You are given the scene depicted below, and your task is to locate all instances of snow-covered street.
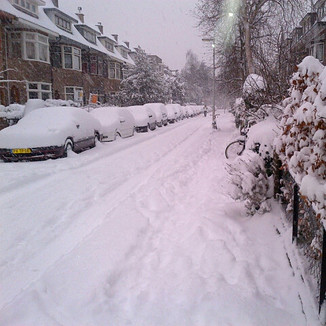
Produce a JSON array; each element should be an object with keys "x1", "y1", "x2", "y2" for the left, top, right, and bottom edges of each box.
[{"x1": 0, "y1": 111, "x2": 321, "y2": 325}]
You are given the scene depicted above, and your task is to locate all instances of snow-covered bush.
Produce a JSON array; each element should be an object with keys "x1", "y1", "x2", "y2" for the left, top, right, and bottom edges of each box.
[
  {"x1": 0, "y1": 103, "x2": 25, "y2": 121},
  {"x1": 243, "y1": 73, "x2": 267, "y2": 109},
  {"x1": 275, "y1": 56, "x2": 326, "y2": 220},
  {"x1": 227, "y1": 150, "x2": 274, "y2": 215}
]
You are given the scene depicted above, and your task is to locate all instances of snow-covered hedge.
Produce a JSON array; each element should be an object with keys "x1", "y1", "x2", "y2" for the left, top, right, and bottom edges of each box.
[{"x1": 275, "y1": 56, "x2": 326, "y2": 220}]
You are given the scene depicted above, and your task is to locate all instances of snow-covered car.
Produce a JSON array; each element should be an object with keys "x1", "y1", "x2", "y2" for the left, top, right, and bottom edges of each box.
[
  {"x1": 165, "y1": 104, "x2": 178, "y2": 123},
  {"x1": 173, "y1": 104, "x2": 183, "y2": 120},
  {"x1": 144, "y1": 103, "x2": 168, "y2": 127},
  {"x1": 0, "y1": 106, "x2": 102, "y2": 162},
  {"x1": 90, "y1": 107, "x2": 135, "y2": 141},
  {"x1": 126, "y1": 105, "x2": 156, "y2": 132}
]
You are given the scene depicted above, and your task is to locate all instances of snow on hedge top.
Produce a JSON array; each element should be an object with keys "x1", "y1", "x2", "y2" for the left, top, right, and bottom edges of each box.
[
  {"x1": 297, "y1": 56, "x2": 324, "y2": 77},
  {"x1": 243, "y1": 74, "x2": 266, "y2": 96},
  {"x1": 276, "y1": 55, "x2": 326, "y2": 219},
  {"x1": 247, "y1": 116, "x2": 279, "y2": 159}
]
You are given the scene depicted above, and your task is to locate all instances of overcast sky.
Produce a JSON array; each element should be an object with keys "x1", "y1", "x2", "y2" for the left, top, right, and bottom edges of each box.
[{"x1": 64, "y1": 0, "x2": 205, "y2": 71}]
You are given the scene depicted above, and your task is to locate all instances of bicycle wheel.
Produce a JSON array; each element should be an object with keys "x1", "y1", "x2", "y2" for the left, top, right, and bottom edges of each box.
[{"x1": 225, "y1": 140, "x2": 245, "y2": 159}]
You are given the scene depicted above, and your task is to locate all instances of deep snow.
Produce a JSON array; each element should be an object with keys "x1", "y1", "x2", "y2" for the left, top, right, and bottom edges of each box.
[{"x1": 0, "y1": 112, "x2": 321, "y2": 325}]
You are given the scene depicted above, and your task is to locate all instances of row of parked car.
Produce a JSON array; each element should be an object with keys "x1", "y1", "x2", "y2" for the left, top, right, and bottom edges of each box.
[{"x1": 0, "y1": 102, "x2": 203, "y2": 162}]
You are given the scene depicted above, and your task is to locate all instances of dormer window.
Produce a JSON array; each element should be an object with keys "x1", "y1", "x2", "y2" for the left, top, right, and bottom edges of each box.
[
  {"x1": 12, "y1": 0, "x2": 43, "y2": 17},
  {"x1": 105, "y1": 40, "x2": 114, "y2": 52},
  {"x1": 121, "y1": 49, "x2": 128, "y2": 59},
  {"x1": 55, "y1": 15, "x2": 72, "y2": 32},
  {"x1": 84, "y1": 30, "x2": 96, "y2": 44}
]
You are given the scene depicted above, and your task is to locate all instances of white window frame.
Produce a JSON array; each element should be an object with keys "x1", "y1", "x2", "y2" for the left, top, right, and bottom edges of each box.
[
  {"x1": 84, "y1": 30, "x2": 96, "y2": 44},
  {"x1": 27, "y1": 82, "x2": 52, "y2": 100},
  {"x1": 65, "y1": 86, "x2": 83, "y2": 103},
  {"x1": 311, "y1": 43, "x2": 324, "y2": 62},
  {"x1": 121, "y1": 49, "x2": 128, "y2": 59},
  {"x1": 105, "y1": 40, "x2": 114, "y2": 52},
  {"x1": 12, "y1": 0, "x2": 38, "y2": 15},
  {"x1": 62, "y1": 46, "x2": 81, "y2": 71},
  {"x1": 55, "y1": 15, "x2": 72, "y2": 32},
  {"x1": 16, "y1": 31, "x2": 50, "y2": 63},
  {"x1": 109, "y1": 62, "x2": 121, "y2": 80}
]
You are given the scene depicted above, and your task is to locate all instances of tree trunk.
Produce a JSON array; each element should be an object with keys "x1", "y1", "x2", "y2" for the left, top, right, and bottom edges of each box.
[{"x1": 243, "y1": 17, "x2": 255, "y2": 75}]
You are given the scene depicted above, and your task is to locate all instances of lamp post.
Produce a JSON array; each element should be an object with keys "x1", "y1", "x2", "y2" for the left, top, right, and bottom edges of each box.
[{"x1": 202, "y1": 38, "x2": 217, "y2": 129}]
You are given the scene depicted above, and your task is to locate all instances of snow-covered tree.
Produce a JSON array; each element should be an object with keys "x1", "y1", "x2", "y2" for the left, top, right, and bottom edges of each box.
[
  {"x1": 181, "y1": 50, "x2": 211, "y2": 104},
  {"x1": 119, "y1": 50, "x2": 169, "y2": 106}
]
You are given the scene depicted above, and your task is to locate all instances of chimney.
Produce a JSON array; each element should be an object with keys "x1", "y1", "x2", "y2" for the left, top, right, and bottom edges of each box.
[
  {"x1": 112, "y1": 34, "x2": 118, "y2": 42},
  {"x1": 124, "y1": 41, "x2": 130, "y2": 48},
  {"x1": 75, "y1": 7, "x2": 84, "y2": 23},
  {"x1": 96, "y1": 22, "x2": 103, "y2": 34},
  {"x1": 52, "y1": 0, "x2": 58, "y2": 7}
]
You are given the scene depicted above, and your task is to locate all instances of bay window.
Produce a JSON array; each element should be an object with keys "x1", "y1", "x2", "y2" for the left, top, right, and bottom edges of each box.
[{"x1": 11, "y1": 32, "x2": 49, "y2": 63}]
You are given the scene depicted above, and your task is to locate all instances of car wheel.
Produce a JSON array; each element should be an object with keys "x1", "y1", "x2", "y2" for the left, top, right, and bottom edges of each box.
[{"x1": 63, "y1": 139, "x2": 74, "y2": 157}]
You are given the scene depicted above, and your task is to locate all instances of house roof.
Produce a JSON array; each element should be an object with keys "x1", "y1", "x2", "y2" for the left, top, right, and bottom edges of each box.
[{"x1": 1, "y1": 0, "x2": 135, "y2": 65}]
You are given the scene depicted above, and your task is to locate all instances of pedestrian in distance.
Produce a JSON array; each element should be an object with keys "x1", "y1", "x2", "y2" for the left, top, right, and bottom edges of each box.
[{"x1": 203, "y1": 105, "x2": 208, "y2": 117}]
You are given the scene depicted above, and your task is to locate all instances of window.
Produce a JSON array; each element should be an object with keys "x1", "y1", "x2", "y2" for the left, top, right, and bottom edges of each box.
[
  {"x1": 109, "y1": 62, "x2": 122, "y2": 79},
  {"x1": 63, "y1": 46, "x2": 81, "y2": 70},
  {"x1": 90, "y1": 56, "x2": 98, "y2": 74},
  {"x1": 65, "y1": 86, "x2": 83, "y2": 102},
  {"x1": 12, "y1": 0, "x2": 38, "y2": 16},
  {"x1": 105, "y1": 40, "x2": 114, "y2": 52},
  {"x1": 55, "y1": 15, "x2": 72, "y2": 32},
  {"x1": 27, "y1": 82, "x2": 52, "y2": 100},
  {"x1": 11, "y1": 32, "x2": 49, "y2": 63},
  {"x1": 311, "y1": 43, "x2": 324, "y2": 62},
  {"x1": 10, "y1": 33, "x2": 22, "y2": 57},
  {"x1": 121, "y1": 49, "x2": 128, "y2": 59},
  {"x1": 84, "y1": 30, "x2": 96, "y2": 44}
]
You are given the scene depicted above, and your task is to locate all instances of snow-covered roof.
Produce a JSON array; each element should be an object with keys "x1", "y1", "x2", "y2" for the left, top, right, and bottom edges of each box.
[{"x1": 1, "y1": 0, "x2": 134, "y2": 65}]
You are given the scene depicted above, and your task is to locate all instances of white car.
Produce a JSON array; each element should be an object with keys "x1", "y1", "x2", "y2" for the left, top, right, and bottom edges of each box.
[
  {"x1": 90, "y1": 107, "x2": 135, "y2": 141},
  {"x1": 126, "y1": 105, "x2": 156, "y2": 132},
  {"x1": 0, "y1": 106, "x2": 102, "y2": 161},
  {"x1": 165, "y1": 104, "x2": 178, "y2": 123},
  {"x1": 144, "y1": 103, "x2": 168, "y2": 127}
]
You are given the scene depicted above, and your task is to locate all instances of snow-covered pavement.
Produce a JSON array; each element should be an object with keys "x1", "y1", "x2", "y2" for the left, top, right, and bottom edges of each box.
[{"x1": 0, "y1": 112, "x2": 321, "y2": 325}]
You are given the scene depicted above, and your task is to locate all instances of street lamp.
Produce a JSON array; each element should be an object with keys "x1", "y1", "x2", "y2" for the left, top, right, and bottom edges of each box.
[{"x1": 202, "y1": 37, "x2": 217, "y2": 130}]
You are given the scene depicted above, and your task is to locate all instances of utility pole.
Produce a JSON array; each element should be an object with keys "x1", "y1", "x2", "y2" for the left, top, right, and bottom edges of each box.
[{"x1": 202, "y1": 38, "x2": 217, "y2": 130}]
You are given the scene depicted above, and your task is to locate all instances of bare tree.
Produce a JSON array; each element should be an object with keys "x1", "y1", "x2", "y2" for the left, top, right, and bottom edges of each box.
[{"x1": 195, "y1": 0, "x2": 310, "y2": 101}]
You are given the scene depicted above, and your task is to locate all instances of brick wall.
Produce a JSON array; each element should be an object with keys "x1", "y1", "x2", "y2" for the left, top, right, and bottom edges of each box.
[{"x1": 7, "y1": 58, "x2": 52, "y2": 104}]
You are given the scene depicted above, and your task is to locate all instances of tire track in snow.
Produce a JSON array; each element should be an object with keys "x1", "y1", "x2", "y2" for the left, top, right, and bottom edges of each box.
[{"x1": 0, "y1": 118, "x2": 207, "y2": 311}]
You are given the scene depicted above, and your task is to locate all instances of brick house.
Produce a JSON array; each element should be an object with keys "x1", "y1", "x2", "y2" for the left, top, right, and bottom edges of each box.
[
  {"x1": 0, "y1": 0, "x2": 135, "y2": 106},
  {"x1": 288, "y1": 1, "x2": 326, "y2": 67}
]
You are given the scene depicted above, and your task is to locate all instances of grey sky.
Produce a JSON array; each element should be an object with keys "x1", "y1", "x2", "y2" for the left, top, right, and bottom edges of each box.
[{"x1": 64, "y1": 0, "x2": 205, "y2": 71}]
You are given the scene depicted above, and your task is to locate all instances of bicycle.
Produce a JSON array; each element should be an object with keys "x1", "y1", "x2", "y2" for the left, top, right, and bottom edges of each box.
[
  {"x1": 224, "y1": 130, "x2": 247, "y2": 159},
  {"x1": 225, "y1": 113, "x2": 260, "y2": 160}
]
